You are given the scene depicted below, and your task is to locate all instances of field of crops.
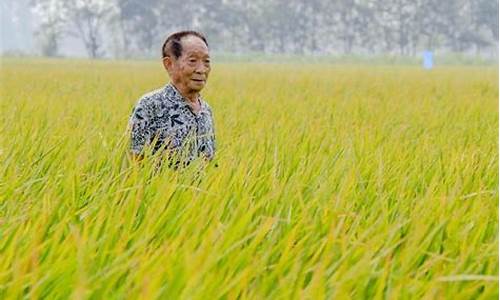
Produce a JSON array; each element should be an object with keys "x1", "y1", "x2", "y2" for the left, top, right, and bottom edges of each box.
[{"x1": 0, "y1": 59, "x2": 498, "y2": 299}]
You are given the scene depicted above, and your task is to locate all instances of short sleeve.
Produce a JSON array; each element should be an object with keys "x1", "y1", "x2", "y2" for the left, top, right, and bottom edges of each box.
[
  {"x1": 128, "y1": 100, "x2": 152, "y2": 155},
  {"x1": 209, "y1": 107, "x2": 216, "y2": 152},
  {"x1": 206, "y1": 105, "x2": 216, "y2": 159}
]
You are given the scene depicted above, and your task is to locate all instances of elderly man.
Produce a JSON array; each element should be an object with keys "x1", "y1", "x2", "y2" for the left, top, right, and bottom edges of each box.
[{"x1": 128, "y1": 31, "x2": 216, "y2": 169}]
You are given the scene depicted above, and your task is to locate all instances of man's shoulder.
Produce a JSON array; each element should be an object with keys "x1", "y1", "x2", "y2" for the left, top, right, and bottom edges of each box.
[
  {"x1": 135, "y1": 86, "x2": 168, "y2": 108},
  {"x1": 200, "y1": 98, "x2": 214, "y2": 114}
]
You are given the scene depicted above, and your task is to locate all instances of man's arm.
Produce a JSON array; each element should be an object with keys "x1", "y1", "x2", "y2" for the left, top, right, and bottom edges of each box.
[
  {"x1": 206, "y1": 105, "x2": 217, "y2": 167},
  {"x1": 128, "y1": 101, "x2": 152, "y2": 162}
]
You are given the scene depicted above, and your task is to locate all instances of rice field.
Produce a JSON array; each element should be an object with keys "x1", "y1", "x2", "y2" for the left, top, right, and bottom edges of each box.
[{"x1": 0, "y1": 59, "x2": 498, "y2": 299}]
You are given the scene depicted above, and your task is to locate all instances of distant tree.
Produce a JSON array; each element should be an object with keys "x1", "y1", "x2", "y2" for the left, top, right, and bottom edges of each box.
[
  {"x1": 108, "y1": 0, "x2": 161, "y2": 58},
  {"x1": 475, "y1": 0, "x2": 499, "y2": 42},
  {"x1": 109, "y1": 0, "x2": 133, "y2": 58},
  {"x1": 289, "y1": 0, "x2": 324, "y2": 54},
  {"x1": 214, "y1": 0, "x2": 249, "y2": 53},
  {"x1": 65, "y1": 0, "x2": 113, "y2": 58},
  {"x1": 354, "y1": 0, "x2": 379, "y2": 54},
  {"x1": 30, "y1": 0, "x2": 68, "y2": 57},
  {"x1": 376, "y1": 0, "x2": 418, "y2": 55},
  {"x1": 263, "y1": 0, "x2": 294, "y2": 53},
  {"x1": 244, "y1": 0, "x2": 270, "y2": 52},
  {"x1": 193, "y1": 0, "x2": 224, "y2": 50},
  {"x1": 415, "y1": 0, "x2": 446, "y2": 51},
  {"x1": 156, "y1": 1, "x2": 196, "y2": 34},
  {"x1": 28, "y1": 0, "x2": 499, "y2": 58}
]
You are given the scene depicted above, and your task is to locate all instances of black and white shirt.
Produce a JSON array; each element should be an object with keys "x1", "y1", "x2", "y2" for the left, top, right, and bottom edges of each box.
[{"x1": 128, "y1": 83, "x2": 216, "y2": 166}]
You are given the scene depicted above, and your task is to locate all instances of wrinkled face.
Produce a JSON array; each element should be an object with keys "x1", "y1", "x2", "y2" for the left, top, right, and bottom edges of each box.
[{"x1": 163, "y1": 35, "x2": 211, "y2": 95}]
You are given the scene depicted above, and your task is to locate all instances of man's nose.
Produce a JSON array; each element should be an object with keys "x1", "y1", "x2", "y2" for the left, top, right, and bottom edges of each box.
[{"x1": 195, "y1": 62, "x2": 209, "y2": 73}]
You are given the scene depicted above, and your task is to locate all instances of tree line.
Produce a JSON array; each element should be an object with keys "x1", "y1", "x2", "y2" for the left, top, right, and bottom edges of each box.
[{"x1": 31, "y1": 0, "x2": 499, "y2": 58}]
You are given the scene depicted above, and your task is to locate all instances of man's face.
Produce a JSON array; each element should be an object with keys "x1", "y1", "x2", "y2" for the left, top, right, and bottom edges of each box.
[{"x1": 164, "y1": 35, "x2": 211, "y2": 95}]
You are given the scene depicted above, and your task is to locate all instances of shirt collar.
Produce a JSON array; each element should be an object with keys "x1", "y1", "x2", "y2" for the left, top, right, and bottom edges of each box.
[
  {"x1": 164, "y1": 83, "x2": 188, "y2": 106},
  {"x1": 165, "y1": 83, "x2": 209, "y2": 112}
]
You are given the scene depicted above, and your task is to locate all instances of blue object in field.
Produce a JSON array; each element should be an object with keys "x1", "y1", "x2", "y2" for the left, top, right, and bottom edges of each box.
[{"x1": 423, "y1": 51, "x2": 433, "y2": 69}]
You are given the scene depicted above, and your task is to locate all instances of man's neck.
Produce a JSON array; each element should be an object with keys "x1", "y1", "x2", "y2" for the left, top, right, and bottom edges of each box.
[{"x1": 171, "y1": 83, "x2": 199, "y2": 103}]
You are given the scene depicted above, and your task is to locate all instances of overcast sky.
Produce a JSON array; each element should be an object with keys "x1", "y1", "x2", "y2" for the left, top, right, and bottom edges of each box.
[
  {"x1": 1, "y1": 0, "x2": 87, "y2": 56},
  {"x1": 1, "y1": 0, "x2": 34, "y2": 53}
]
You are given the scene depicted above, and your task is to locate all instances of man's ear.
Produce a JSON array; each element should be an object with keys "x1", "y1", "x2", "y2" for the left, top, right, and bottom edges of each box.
[{"x1": 162, "y1": 56, "x2": 173, "y2": 74}]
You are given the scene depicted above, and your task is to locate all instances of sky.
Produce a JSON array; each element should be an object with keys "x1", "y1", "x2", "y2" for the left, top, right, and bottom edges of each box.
[
  {"x1": 1, "y1": 0, "x2": 87, "y2": 56},
  {"x1": 1, "y1": 0, "x2": 34, "y2": 53}
]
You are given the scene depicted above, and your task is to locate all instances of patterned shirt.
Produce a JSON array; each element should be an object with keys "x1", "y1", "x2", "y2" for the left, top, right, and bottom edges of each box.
[{"x1": 128, "y1": 83, "x2": 216, "y2": 167}]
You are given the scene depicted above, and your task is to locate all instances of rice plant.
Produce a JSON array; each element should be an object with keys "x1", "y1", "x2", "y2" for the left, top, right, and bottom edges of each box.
[{"x1": 0, "y1": 59, "x2": 497, "y2": 299}]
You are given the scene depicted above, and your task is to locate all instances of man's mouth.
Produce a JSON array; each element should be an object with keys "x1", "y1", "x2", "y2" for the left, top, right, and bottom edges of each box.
[{"x1": 192, "y1": 79, "x2": 205, "y2": 82}]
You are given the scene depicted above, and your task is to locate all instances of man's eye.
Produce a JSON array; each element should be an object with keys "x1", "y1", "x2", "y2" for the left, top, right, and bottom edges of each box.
[
  {"x1": 205, "y1": 60, "x2": 211, "y2": 64},
  {"x1": 189, "y1": 59, "x2": 196, "y2": 63}
]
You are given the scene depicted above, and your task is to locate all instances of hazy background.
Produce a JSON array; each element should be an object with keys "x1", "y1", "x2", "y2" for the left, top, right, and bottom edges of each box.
[{"x1": 1, "y1": 0, "x2": 498, "y2": 63}]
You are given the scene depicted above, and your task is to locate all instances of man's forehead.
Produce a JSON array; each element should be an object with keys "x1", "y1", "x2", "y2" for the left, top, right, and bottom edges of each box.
[{"x1": 181, "y1": 35, "x2": 209, "y2": 53}]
